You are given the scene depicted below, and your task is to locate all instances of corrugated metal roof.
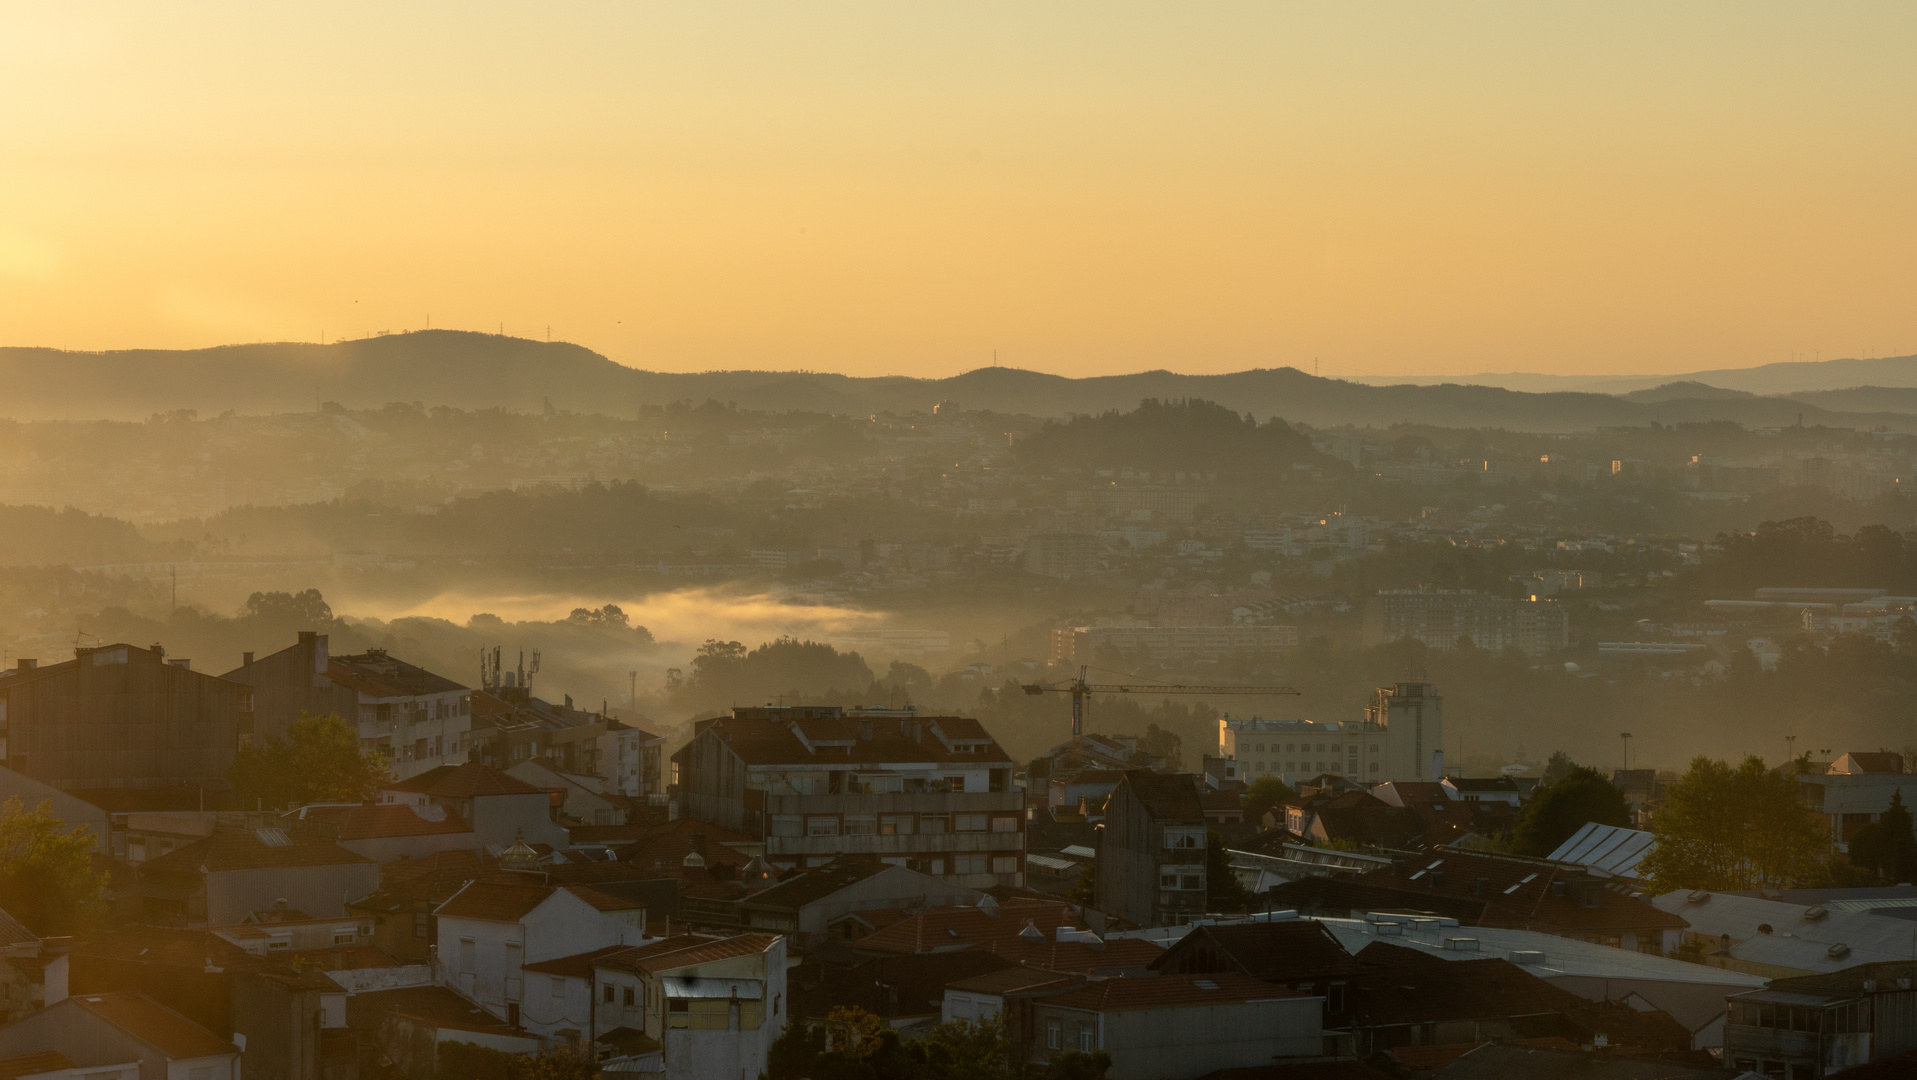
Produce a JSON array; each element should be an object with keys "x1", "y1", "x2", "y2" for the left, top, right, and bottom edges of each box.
[{"x1": 1546, "y1": 822, "x2": 1655, "y2": 880}]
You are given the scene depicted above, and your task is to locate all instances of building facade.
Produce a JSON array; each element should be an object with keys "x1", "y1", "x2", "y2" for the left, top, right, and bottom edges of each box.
[
  {"x1": 1362, "y1": 590, "x2": 1569, "y2": 655},
  {"x1": 1095, "y1": 771, "x2": 1208, "y2": 928},
  {"x1": 220, "y1": 631, "x2": 360, "y2": 743},
  {"x1": 325, "y1": 649, "x2": 472, "y2": 780},
  {"x1": 1217, "y1": 682, "x2": 1444, "y2": 786},
  {"x1": 671, "y1": 706, "x2": 1025, "y2": 889},
  {"x1": 0, "y1": 644, "x2": 249, "y2": 791}
]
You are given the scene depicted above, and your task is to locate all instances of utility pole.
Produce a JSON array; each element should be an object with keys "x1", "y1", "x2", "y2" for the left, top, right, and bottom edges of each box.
[
  {"x1": 1620, "y1": 732, "x2": 1633, "y2": 772},
  {"x1": 1786, "y1": 734, "x2": 1798, "y2": 770}
]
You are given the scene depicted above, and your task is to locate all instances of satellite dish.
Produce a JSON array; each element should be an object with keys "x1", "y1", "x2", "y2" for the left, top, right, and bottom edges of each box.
[{"x1": 1499, "y1": 763, "x2": 1530, "y2": 777}]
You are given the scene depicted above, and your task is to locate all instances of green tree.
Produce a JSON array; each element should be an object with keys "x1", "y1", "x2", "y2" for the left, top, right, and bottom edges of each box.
[
  {"x1": 922, "y1": 1015, "x2": 1016, "y2": 1080},
  {"x1": 1640, "y1": 756, "x2": 1829, "y2": 893},
  {"x1": 230, "y1": 712, "x2": 392, "y2": 811},
  {"x1": 1069, "y1": 862, "x2": 1097, "y2": 906},
  {"x1": 1542, "y1": 751, "x2": 1578, "y2": 785},
  {"x1": 1849, "y1": 790, "x2": 1917, "y2": 884},
  {"x1": 1206, "y1": 830, "x2": 1252, "y2": 912},
  {"x1": 1243, "y1": 777, "x2": 1295, "y2": 826},
  {"x1": 1506, "y1": 766, "x2": 1632, "y2": 857},
  {"x1": 432, "y1": 1043, "x2": 598, "y2": 1080},
  {"x1": 766, "y1": 1020, "x2": 827, "y2": 1080},
  {"x1": 0, "y1": 797, "x2": 106, "y2": 935}
]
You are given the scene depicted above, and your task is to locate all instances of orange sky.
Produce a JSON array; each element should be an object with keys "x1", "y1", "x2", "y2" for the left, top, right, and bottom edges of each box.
[{"x1": 3, "y1": 3, "x2": 1914, "y2": 378}]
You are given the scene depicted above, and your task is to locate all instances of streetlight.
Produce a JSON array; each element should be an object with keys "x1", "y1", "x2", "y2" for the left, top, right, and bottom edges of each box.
[
  {"x1": 1786, "y1": 734, "x2": 1797, "y2": 770},
  {"x1": 1621, "y1": 732, "x2": 1633, "y2": 772}
]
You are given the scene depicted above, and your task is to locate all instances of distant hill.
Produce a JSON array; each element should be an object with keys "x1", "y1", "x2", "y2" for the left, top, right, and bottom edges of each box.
[
  {"x1": 5, "y1": 330, "x2": 1917, "y2": 433},
  {"x1": 1374, "y1": 353, "x2": 1917, "y2": 396}
]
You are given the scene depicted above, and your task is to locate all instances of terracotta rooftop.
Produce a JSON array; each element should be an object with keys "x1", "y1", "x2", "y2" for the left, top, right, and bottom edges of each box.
[
  {"x1": 1152, "y1": 920, "x2": 1366, "y2": 981},
  {"x1": 1043, "y1": 972, "x2": 1301, "y2": 1012},
  {"x1": 944, "y1": 965, "x2": 1080, "y2": 996},
  {"x1": 139, "y1": 826, "x2": 375, "y2": 875},
  {"x1": 564, "y1": 884, "x2": 646, "y2": 913},
  {"x1": 980, "y1": 936, "x2": 1165, "y2": 973},
  {"x1": 435, "y1": 881, "x2": 554, "y2": 922},
  {"x1": 594, "y1": 934, "x2": 779, "y2": 974},
  {"x1": 386, "y1": 762, "x2": 545, "y2": 798},
  {"x1": 326, "y1": 651, "x2": 467, "y2": 699},
  {"x1": 522, "y1": 944, "x2": 632, "y2": 980},
  {"x1": 687, "y1": 713, "x2": 1013, "y2": 768},
  {"x1": 70, "y1": 991, "x2": 237, "y2": 1060}
]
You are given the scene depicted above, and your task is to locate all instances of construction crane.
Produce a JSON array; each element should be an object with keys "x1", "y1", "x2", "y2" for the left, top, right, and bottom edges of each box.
[{"x1": 1022, "y1": 665, "x2": 1300, "y2": 747}]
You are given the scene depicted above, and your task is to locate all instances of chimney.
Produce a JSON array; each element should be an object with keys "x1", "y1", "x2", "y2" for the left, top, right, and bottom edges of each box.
[
  {"x1": 150, "y1": 643, "x2": 165, "y2": 656},
  {"x1": 298, "y1": 631, "x2": 316, "y2": 646},
  {"x1": 564, "y1": 695, "x2": 573, "y2": 711},
  {"x1": 242, "y1": 652, "x2": 254, "y2": 667},
  {"x1": 15, "y1": 659, "x2": 34, "y2": 673}
]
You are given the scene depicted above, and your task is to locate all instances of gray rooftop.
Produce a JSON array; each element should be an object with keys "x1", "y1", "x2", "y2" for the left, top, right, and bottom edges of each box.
[
  {"x1": 1651, "y1": 890, "x2": 1917, "y2": 974},
  {"x1": 1547, "y1": 822, "x2": 1655, "y2": 881}
]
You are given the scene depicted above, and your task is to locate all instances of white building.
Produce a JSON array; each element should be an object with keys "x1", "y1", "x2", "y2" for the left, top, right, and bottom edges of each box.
[
  {"x1": 1218, "y1": 682, "x2": 1444, "y2": 786},
  {"x1": 589, "y1": 934, "x2": 788, "y2": 1080},
  {"x1": 327, "y1": 648, "x2": 473, "y2": 780},
  {"x1": 434, "y1": 880, "x2": 652, "y2": 1033}
]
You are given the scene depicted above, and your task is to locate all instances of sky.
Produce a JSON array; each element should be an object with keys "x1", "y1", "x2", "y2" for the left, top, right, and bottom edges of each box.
[{"x1": 3, "y1": 3, "x2": 1914, "y2": 379}]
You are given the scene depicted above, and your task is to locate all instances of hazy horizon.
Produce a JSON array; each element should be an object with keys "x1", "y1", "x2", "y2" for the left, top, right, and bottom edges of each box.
[{"x1": 6, "y1": 3, "x2": 1915, "y2": 379}]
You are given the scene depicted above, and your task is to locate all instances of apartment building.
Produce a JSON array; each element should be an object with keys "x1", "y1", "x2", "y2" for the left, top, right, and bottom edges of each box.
[
  {"x1": 1050, "y1": 624, "x2": 1299, "y2": 666},
  {"x1": 221, "y1": 631, "x2": 359, "y2": 742},
  {"x1": 671, "y1": 705, "x2": 1025, "y2": 889},
  {"x1": 1362, "y1": 589, "x2": 1569, "y2": 655},
  {"x1": 325, "y1": 649, "x2": 472, "y2": 780},
  {"x1": 1218, "y1": 681, "x2": 1445, "y2": 786},
  {"x1": 0, "y1": 644, "x2": 250, "y2": 791}
]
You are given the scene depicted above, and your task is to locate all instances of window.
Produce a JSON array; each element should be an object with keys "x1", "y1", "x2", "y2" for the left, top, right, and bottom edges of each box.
[
  {"x1": 604, "y1": 984, "x2": 616, "y2": 1004},
  {"x1": 1078, "y1": 1028, "x2": 1095, "y2": 1052},
  {"x1": 1256, "y1": 762, "x2": 1266, "y2": 773},
  {"x1": 623, "y1": 986, "x2": 636, "y2": 1007},
  {"x1": 1181, "y1": 874, "x2": 1202, "y2": 890},
  {"x1": 920, "y1": 815, "x2": 950, "y2": 833},
  {"x1": 552, "y1": 977, "x2": 566, "y2": 998},
  {"x1": 992, "y1": 856, "x2": 1019, "y2": 874},
  {"x1": 414, "y1": 907, "x2": 430, "y2": 940},
  {"x1": 990, "y1": 816, "x2": 1019, "y2": 833},
  {"x1": 954, "y1": 854, "x2": 988, "y2": 874},
  {"x1": 771, "y1": 816, "x2": 802, "y2": 837},
  {"x1": 1047, "y1": 1020, "x2": 1062, "y2": 1050},
  {"x1": 956, "y1": 814, "x2": 988, "y2": 832},
  {"x1": 844, "y1": 815, "x2": 877, "y2": 835},
  {"x1": 879, "y1": 814, "x2": 915, "y2": 835},
  {"x1": 1286, "y1": 762, "x2": 1295, "y2": 772},
  {"x1": 806, "y1": 817, "x2": 840, "y2": 837},
  {"x1": 944, "y1": 775, "x2": 967, "y2": 791},
  {"x1": 1369, "y1": 763, "x2": 1380, "y2": 773},
  {"x1": 334, "y1": 933, "x2": 355, "y2": 946},
  {"x1": 1165, "y1": 826, "x2": 1204, "y2": 849},
  {"x1": 188, "y1": 1069, "x2": 213, "y2": 1080}
]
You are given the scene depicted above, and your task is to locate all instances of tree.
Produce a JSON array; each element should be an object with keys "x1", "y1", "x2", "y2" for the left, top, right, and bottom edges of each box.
[
  {"x1": 767, "y1": 1021, "x2": 827, "y2": 1080},
  {"x1": 1139, "y1": 724, "x2": 1182, "y2": 769},
  {"x1": 1506, "y1": 767, "x2": 1632, "y2": 857},
  {"x1": 1849, "y1": 790, "x2": 1917, "y2": 884},
  {"x1": 0, "y1": 797, "x2": 105, "y2": 935},
  {"x1": 1069, "y1": 862, "x2": 1097, "y2": 906},
  {"x1": 1542, "y1": 751, "x2": 1578, "y2": 786},
  {"x1": 1243, "y1": 777, "x2": 1295, "y2": 826},
  {"x1": 1640, "y1": 756, "x2": 1829, "y2": 893},
  {"x1": 230, "y1": 712, "x2": 392, "y2": 811},
  {"x1": 1206, "y1": 830, "x2": 1252, "y2": 913}
]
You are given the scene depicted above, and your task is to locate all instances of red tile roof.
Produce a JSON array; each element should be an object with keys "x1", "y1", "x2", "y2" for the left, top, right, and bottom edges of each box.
[
  {"x1": 295, "y1": 803, "x2": 471, "y2": 840},
  {"x1": 564, "y1": 884, "x2": 645, "y2": 913},
  {"x1": 139, "y1": 826, "x2": 374, "y2": 875},
  {"x1": 979, "y1": 937, "x2": 1165, "y2": 973},
  {"x1": 691, "y1": 714, "x2": 1013, "y2": 768},
  {"x1": 521, "y1": 945, "x2": 632, "y2": 980},
  {"x1": 387, "y1": 762, "x2": 545, "y2": 798},
  {"x1": 1042, "y1": 973, "x2": 1301, "y2": 1012},
  {"x1": 70, "y1": 992, "x2": 237, "y2": 1060},
  {"x1": 326, "y1": 652, "x2": 467, "y2": 698},
  {"x1": 435, "y1": 881, "x2": 554, "y2": 922},
  {"x1": 594, "y1": 934, "x2": 779, "y2": 973}
]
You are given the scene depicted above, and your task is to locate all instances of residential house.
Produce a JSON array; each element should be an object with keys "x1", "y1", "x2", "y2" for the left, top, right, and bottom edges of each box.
[
  {"x1": 672, "y1": 706, "x2": 1024, "y2": 888},
  {"x1": 220, "y1": 631, "x2": 360, "y2": 742},
  {"x1": 433, "y1": 880, "x2": 651, "y2": 1033},
  {"x1": 588, "y1": 934, "x2": 788, "y2": 1080},
  {"x1": 348, "y1": 849, "x2": 500, "y2": 963},
  {"x1": 1372, "y1": 781, "x2": 1517, "y2": 848},
  {"x1": 379, "y1": 762, "x2": 569, "y2": 849},
  {"x1": 1297, "y1": 791, "x2": 1426, "y2": 850},
  {"x1": 942, "y1": 966, "x2": 1080, "y2": 1062},
  {"x1": 851, "y1": 897, "x2": 1090, "y2": 957},
  {"x1": 0, "y1": 992, "x2": 238, "y2": 1080},
  {"x1": 505, "y1": 758, "x2": 632, "y2": 827},
  {"x1": 1440, "y1": 776, "x2": 1524, "y2": 807},
  {"x1": 600, "y1": 718, "x2": 666, "y2": 803},
  {"x1": 325, "y1": 649, "x2": 472, "y2": 781},
  {"x1": 1340, "y1": 941, "x2": 1596, "y2": 1057},
  {"x1": 1026, "y1": 974, "x2": 1324, "y2": 1080},
  {"x1": 281, "y1": 802, "x2": 476, "y2": 863},
  {"x1": 800, "y1": 951, "x2": 1012, "y2": 1031},
  {"x1": 731, "y1": 860, "x2": 982, "y2": 947},
  {"x1": 1722, "y1": 959, "x2": 1917, "y2": 1078},
  {"x1": 0, "y1": 646, "x2": 249, "y2": 791},
  {"x1": 469, "y1": 686, "x2": 650, "y2": 784},
  {"x1": 1046, "y1": 770, "x2": 1126, "y2": 813},
  {"x1": 1096, "y1": 771, "x2": 1208, "y2": 928},
  {"x1": 67, "y1": 926, "x2": 348, "y2": 1080},
  {"x1": 132, "y1": 823, "x2": 379, "y2": 928}
]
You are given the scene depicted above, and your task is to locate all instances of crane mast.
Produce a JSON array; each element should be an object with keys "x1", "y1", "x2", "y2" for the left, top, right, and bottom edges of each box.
[{"x1": 1022, "y1": 665, "x2": 1300, "y2": 747}]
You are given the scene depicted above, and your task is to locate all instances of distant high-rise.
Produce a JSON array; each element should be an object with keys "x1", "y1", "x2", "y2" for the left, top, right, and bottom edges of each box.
[{"x1": 1362, "y1": 589, "x2": 1569, "y2": 656}]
